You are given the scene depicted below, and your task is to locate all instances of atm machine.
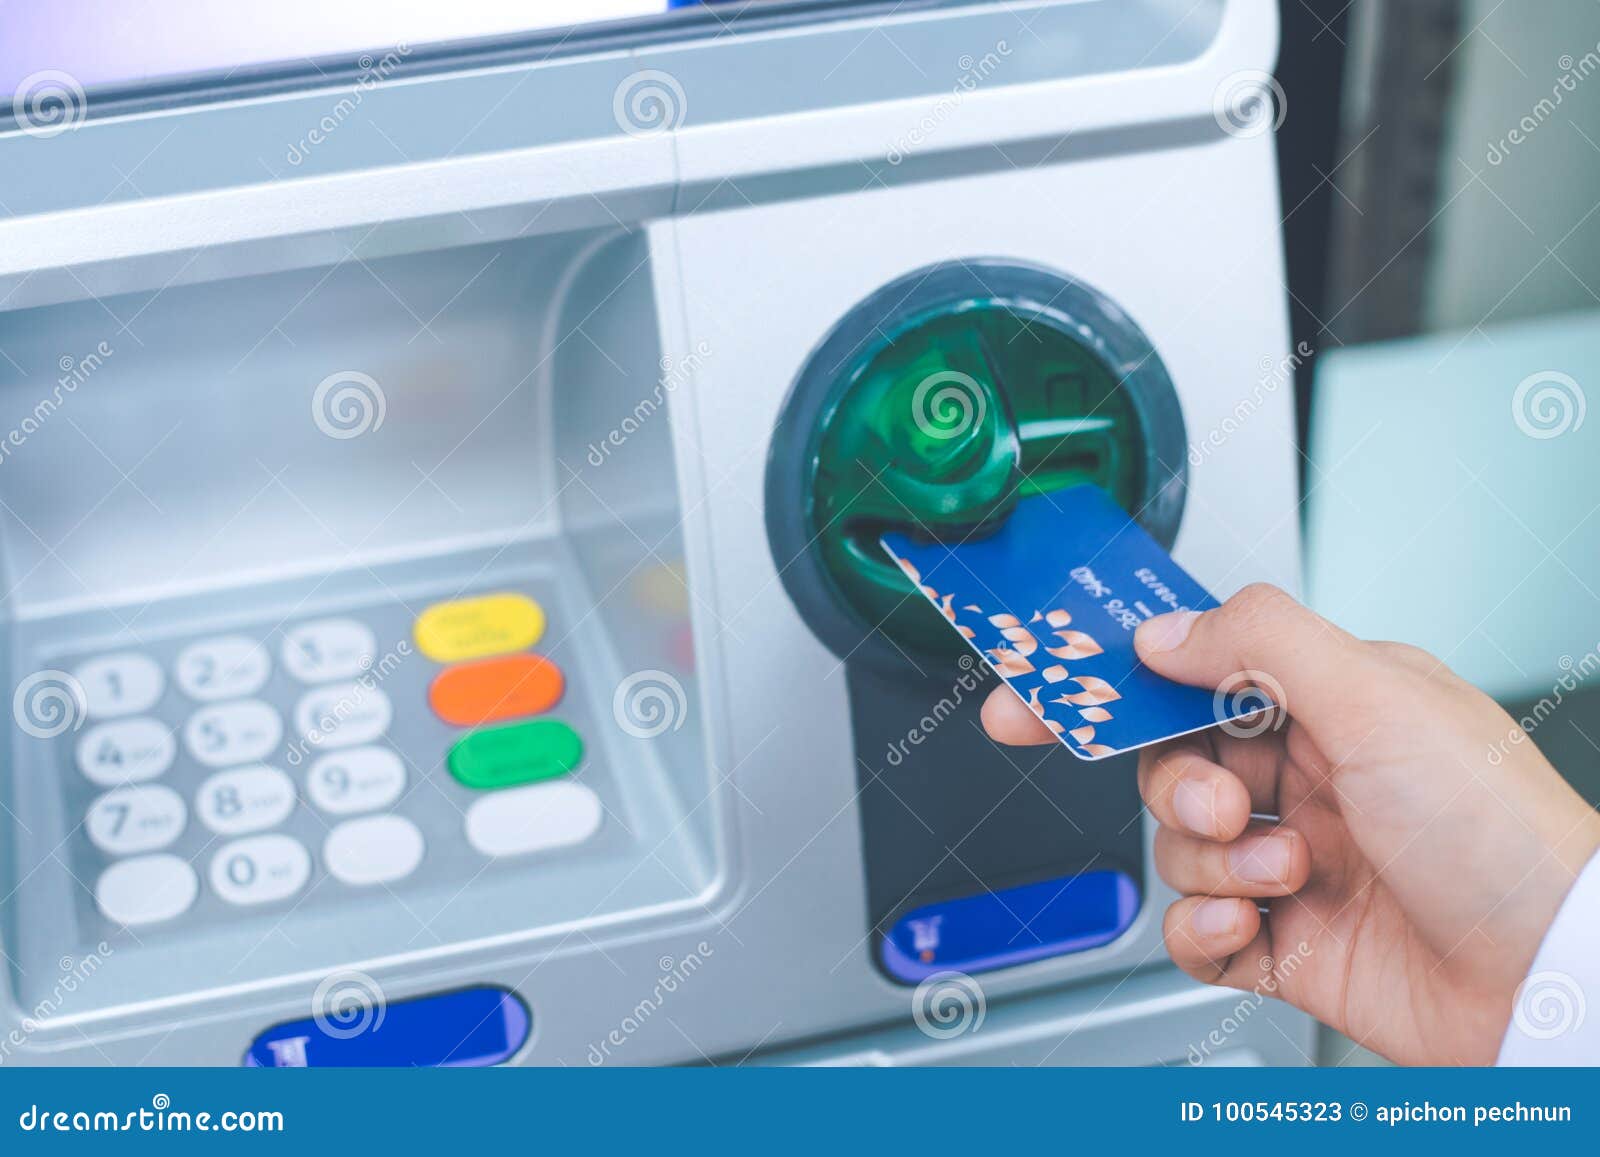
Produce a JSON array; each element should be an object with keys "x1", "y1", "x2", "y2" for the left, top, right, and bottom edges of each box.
[{"x1": 0, "y1": 0, "x2": 1313, "y2": 1065}]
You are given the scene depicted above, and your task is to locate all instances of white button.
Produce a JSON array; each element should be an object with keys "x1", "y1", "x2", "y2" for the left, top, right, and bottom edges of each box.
[
  {"x1": 175, "y1": 635, "x2": 270, "y2": 701},
  {"x1": 293, "y1": 684, "x2": 391, "y2": 750},
  {"x1": 184, "y1": 699, "x2": 282, "y2": 768},
  {"x1": 95, "y1": 854, "x2": 198, "y2": 925},
  {"x1": 86, "y1": 785, "x2": 187, "y2": 855},
  {"x1": 465, "y1": 781, "x2": 602, "y2": 858},
  {"x1": 281, "y1": 618, "x2": 375, "y2": 683},
  {"x1": 76, "y1": 718, "x2": 176, "y2": 786},
  {"x1": 307, "y1": 747, "x2": 406, "y2": 815},
  {"x1": 209, "y1": 834, "x2": 311, "y2": 906},
  {"x1": 323, "y1": 815, "x2": 424, "y2": 886},
  {"x1": 73, "y1": 653, "x2": 164, "y2": 718},
  {"x1": 195, "y1": 765, "x2": 296, "y2": 835}
]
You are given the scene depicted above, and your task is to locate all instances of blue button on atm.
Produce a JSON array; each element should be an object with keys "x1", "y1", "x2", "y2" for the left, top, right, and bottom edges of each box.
[
  {"x1": 245, "y1": 986, "x2": 529, "y2": 1067},
  {"x1": 880, "y1": 869, "x2": 1139, "y2": 983}
]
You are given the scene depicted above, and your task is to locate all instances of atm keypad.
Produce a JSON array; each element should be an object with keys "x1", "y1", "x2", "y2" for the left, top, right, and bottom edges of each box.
[{"x1": 62, "y1": 590, "x2": 600, "y2": 931}]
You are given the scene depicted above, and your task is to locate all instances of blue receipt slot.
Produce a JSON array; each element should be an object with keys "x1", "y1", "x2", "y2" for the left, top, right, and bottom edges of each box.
[
  {"x1": 882, "y1": 871, "x2": 1141, "y2": 983},
  {"x1": 246, "y1": 988, "x2": 530, "y2": 1068}
]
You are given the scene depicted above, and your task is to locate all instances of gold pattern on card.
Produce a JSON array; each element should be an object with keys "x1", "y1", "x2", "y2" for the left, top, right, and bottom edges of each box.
[
  {"x1": 987, "y1": 648, "x2": 1036, "y2": 678},
  {"x1": 889, "y1": 551, "x2": 1130, "y2": 760},
  {"x1": 998, "y1": 624, "x2": 1039, "y2": 656},
  {"x1": 1045, "y1": 631, "x2": 1104, "y2": 661},
  {"x1": 1052, "y1": 675, "x2": 1121, "y2": 707}
]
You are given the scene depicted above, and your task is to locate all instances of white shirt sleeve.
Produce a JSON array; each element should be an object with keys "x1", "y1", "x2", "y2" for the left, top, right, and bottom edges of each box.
[{"x1": 1497, "y1": 847, "x2": 1600, "y2": 1065}]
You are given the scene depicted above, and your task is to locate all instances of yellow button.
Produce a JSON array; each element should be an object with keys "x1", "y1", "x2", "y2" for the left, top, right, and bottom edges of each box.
[{"x1": 414, "y1": 593, "x2": 545, "y2": 662}]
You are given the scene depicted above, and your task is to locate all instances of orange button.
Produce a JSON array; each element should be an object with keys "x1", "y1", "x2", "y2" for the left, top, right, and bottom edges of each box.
[{"x1": 428, "y1": 655, "x2": 565, "y2": 727}]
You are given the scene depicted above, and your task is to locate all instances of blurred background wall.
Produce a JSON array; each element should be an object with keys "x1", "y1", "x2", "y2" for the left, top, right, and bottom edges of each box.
[{"x1": 1277, "y1": 0, "x2": 1600, "y2": 1065}]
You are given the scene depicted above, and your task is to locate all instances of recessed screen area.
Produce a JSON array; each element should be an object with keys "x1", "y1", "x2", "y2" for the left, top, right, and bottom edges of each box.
[
  {"x1": 0, "y1": 1, "x2": 804, "y2": 101},
  {"x1": 0, "y1": 229, "x2": 717, "y2": 1018}
]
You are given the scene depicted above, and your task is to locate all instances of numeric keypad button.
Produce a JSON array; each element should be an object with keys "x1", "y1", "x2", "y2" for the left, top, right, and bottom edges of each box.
[
  {"x1": 306, "y1": 747, "x2": 406, "y2": 815},
  {"x1": 209, "y1": 835, "x2": 310, "y2": 906},
  {"x1": 294, "y1": 685, "x2": 392, "y2": 751},
  {"x1": 73, "y1": 653, "x2": 164, "y2": 718},
  {"x1": 76, "y1": 718, "x2": 176, "y2": 786},
  {"x1": 281, "y1": 619, "x2": 375, "y2": 683},
  {"x1": 465, "y1": 781, "x2": 602, "y2": 858},
  {"x1": 195, "y1": 766, "x2": 296, "y2": 835},
  {"x1": 324, "y1": 815, "x2": 425, "y2": 886},
  {"x1": 86, "y1": 785, "x2": 187, "y2": 855},
  {"x1": 184, "y1": 700, "x2": 282, "y2": 768},
  {"x1": 175, "y1": 636, "x2": 270, "y2": 701},
  {"x1": 96, "y1": 855, "x2": 198, "y2": 925}
]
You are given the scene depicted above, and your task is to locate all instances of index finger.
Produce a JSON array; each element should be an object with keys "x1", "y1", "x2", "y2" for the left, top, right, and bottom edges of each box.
[{"x1": 980, "y1": 684, "x2": 1056, "y2": 745}]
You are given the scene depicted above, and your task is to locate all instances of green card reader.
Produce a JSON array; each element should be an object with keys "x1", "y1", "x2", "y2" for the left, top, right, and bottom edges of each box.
[{"x1": 769, "y1": 260, "x2": 1189, "y2": 668}]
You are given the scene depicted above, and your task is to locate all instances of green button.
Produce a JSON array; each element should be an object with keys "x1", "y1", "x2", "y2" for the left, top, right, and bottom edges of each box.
[{"x1": 448, "y1": 720, "x2": 584, "y2": 789}]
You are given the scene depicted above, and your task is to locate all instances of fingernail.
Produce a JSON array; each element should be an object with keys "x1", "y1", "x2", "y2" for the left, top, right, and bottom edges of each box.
[
  {"x1": 1192, "y1": 898, "x2": 1240, "y2": 937},
  {"x1": 1227, "y1": 835, "x2": 1295, "y2": 885},
  {"x1": 1136, "y1": 610, "x2": 1199, "y2": 655},
  {"x1": 1172, "y1": 779, "x2": 1219, "y2": 837}
]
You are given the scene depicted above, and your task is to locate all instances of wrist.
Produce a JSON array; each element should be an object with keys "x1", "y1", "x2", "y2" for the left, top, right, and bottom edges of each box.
[{"x1": 1496, "y1": 842, "x2": 1600, "y2": 1064}]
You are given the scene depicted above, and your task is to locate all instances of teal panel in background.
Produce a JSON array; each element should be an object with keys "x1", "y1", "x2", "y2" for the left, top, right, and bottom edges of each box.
[{"x1": 1306, "y1": 310, "x2": 1599, "y2": 702}]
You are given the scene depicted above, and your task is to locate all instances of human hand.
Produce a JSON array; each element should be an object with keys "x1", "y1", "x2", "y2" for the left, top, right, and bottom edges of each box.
[{"x1": 981, "y1": 583, "x2": 1600, "y2": 1064}]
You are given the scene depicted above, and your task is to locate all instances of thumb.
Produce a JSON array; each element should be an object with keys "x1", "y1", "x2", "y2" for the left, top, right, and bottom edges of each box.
[{"x1": 1133, "y1": 583, "x2": 1390, "y2": 758}]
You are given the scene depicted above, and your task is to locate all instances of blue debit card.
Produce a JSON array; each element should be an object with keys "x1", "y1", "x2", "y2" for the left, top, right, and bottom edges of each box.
[{"x1": 881, "y1": 485, "x2": 1262, "y2": 761}]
